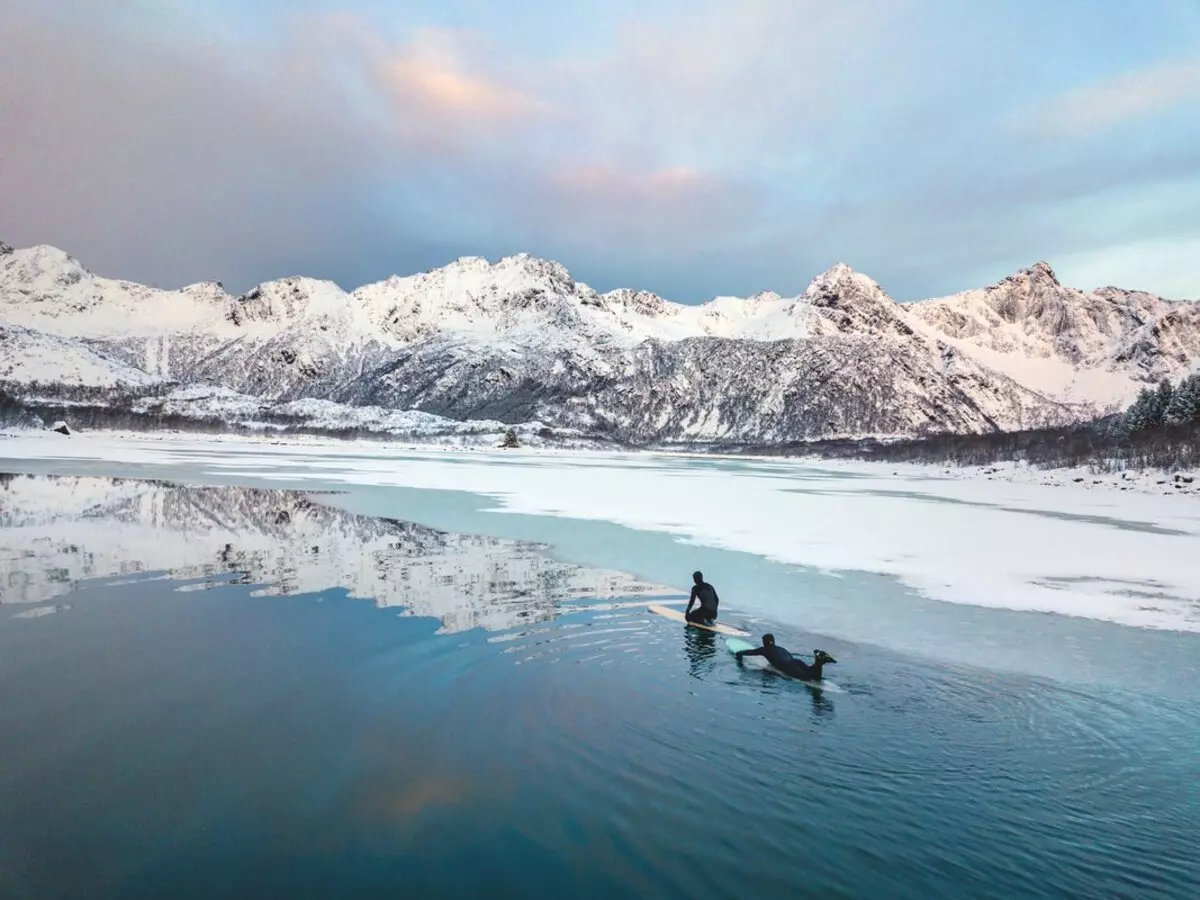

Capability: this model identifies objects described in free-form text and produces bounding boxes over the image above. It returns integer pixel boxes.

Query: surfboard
[725,636,774,670]
[724,637,758,655]
[647,603,750,637]
[724,636,842,690]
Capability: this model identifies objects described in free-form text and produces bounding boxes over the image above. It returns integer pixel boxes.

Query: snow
[0,245,234,339]
[235,277,383,350]
[0,242,970,350]
[6,241,1196,364]
[0,323,165,388]
[2,434,1197,637]
[807,457,1200,498]
[120,385,586,446]
[909,263,1197,406]
[907,313,1139,409]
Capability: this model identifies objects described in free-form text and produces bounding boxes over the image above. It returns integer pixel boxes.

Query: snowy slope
[338,263,1076,441]
[0,322,166,389]
[2,240,1198,442]
[122,385,589,447]
[909,262,1200,408]
[0,244,232,338]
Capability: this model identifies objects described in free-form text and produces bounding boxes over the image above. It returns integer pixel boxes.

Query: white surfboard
[647,603,750,637]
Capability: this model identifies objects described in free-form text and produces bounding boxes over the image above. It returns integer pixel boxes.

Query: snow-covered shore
[2,384,611,450]
[3,425,1198,496]
[798,457,1200,498]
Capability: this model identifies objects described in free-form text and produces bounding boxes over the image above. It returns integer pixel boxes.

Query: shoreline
[4,426,1197,499]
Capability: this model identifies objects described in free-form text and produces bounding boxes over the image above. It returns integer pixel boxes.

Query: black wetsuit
[736,644,822,680]
[686,581,719,624]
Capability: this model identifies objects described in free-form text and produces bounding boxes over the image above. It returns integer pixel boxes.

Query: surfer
[685,571,719,625]
[735,634,837,681]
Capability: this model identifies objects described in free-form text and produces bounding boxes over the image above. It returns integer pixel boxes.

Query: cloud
[0,1,763,294]
[377,31,541,122]
[0,4,572,291]
[541,0,918,165]
[322,21,550,151]
[0,3,407,287]
[1029,55,1200,135]
[1,0,1199,304]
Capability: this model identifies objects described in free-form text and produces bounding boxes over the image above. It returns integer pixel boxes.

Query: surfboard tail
[647,604,750,637]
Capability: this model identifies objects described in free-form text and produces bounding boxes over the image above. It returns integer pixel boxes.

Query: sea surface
[1,461,1198,899]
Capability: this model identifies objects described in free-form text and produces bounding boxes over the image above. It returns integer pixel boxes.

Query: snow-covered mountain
[2,239,1198,443]
[909,262,1200,408]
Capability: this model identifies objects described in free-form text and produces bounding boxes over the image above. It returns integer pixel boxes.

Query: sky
[2,0,1200,303]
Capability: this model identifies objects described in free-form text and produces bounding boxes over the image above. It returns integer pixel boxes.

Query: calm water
[1,473,1198,899]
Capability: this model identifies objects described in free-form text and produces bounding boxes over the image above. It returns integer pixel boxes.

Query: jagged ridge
[2,242,1198,443]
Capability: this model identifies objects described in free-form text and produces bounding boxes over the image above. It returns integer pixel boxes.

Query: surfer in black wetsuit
[685,571,719,625]
[735,634,836,681]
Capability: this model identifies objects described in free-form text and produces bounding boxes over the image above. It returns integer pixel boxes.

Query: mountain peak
[22,244,81,266]
[495,252,577,287]
[601,287,670,317]
[229,276,358,328]
[181,280,226,293]
[818,261,858,279]
[0,244,92,298]
[1011,260,1060,287]
[802,262,890,308]
[0,240,12,257]
[403,252,578,294]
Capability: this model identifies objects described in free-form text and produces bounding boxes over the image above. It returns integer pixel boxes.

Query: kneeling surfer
[685,570,719,625]
[735,634,836,681]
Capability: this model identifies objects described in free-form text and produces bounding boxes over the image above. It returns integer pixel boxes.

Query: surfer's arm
[685,585,697,615]
[735,648,764,661]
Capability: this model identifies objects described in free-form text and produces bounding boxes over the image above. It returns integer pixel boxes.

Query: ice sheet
[2,432,1199,634]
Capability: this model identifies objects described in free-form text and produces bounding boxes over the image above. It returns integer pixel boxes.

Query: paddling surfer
[735,634,837,681]
[685,571,719,625]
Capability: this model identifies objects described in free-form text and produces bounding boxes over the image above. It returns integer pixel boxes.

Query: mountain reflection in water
[0,473,674,632]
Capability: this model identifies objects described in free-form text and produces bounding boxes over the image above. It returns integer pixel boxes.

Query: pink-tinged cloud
[305,19,549,149]
[376,31,543,124]
[1029,55,1200,135]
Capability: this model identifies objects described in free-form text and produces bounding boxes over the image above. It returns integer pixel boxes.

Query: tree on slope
[1124,379,1174,432]
[1166,373,1200,425]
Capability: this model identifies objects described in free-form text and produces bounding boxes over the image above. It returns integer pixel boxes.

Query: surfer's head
[762,633,775,647]
[692,570,703,585]
[814,650,837,665]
